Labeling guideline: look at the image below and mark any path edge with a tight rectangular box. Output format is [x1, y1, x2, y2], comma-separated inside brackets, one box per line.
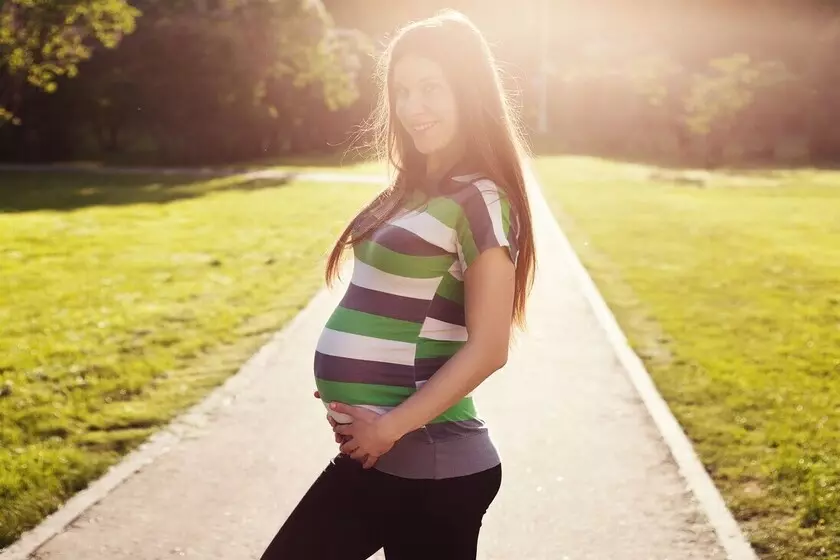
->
[0, 276, 344, 560]
[526, 165, 759, 560]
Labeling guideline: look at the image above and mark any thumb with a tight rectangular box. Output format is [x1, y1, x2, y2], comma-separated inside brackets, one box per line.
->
[329, 401, 359, 417]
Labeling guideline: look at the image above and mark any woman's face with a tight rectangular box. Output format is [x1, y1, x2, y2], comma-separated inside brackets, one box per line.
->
[392, 54, 461, 158]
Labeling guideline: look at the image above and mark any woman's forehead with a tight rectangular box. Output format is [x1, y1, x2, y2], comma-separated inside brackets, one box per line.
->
[392, 55, 445, 87]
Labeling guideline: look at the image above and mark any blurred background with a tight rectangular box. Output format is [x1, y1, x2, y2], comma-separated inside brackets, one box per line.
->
[1, 0, 838, 168]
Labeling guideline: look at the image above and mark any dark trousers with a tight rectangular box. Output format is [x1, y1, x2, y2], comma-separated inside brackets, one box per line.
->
[259, 454, 502, 560]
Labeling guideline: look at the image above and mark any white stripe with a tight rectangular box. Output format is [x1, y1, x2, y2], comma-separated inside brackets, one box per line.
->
[358, 404, 395, 415]
[452, 173, 483, 183]
[448, 260, 463, 281]
[351, 260, 440, 299]
[316, 328, 415, 366]
[388, 211, 456, 252]
[419, 317, 468, 342]
[455, 239, 467, 273]
[474, 179, 509, 248]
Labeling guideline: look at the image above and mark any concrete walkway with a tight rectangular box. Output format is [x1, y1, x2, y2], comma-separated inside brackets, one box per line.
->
[3, 170, 745, 559]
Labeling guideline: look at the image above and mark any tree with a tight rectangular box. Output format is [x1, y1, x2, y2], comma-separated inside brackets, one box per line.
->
[0, 0, 139, 123]
[21, 0, 371, 163]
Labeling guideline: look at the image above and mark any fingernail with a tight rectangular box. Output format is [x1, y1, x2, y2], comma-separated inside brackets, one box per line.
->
[329, 402, 336, 410]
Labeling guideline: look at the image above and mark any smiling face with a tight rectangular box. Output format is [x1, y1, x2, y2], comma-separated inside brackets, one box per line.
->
[392, 54, 463, 162]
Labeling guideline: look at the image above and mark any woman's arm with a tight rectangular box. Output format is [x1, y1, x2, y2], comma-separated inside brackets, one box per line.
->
[377, 246, 516, 442]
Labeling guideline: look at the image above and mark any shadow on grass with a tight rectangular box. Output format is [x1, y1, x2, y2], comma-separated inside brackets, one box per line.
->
[0, 147, 372, 172]
[0, 170, 295, 213]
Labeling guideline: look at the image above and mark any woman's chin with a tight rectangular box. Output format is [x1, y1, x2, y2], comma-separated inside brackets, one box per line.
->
[413, 142, 435, 155]
[414, 141, 448, 156]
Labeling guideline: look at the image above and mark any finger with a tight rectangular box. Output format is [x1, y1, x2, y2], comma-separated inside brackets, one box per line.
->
[362, 455, 378, 469]
[340, 439, 359, 455]
[328, 402, 364, 420]
[349, 447, 368, 461]
[335, 433, 342, 444]
[333, 424, 351, 435]
[327, 415, 337, 428]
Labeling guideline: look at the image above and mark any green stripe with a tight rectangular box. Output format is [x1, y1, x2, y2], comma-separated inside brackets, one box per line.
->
[458, 222, 480, 268]
[437, 272, 464, 304]
[318, 380, 476, 423]
[326, 307, 421, 343]
[416, 339, 466, 359]
[424, 197, 462, 229]
[430, 397, 477, 423]
[315, 379, 414, 406]
[500, 197, 512, 237]
[356, 240, 453, 279]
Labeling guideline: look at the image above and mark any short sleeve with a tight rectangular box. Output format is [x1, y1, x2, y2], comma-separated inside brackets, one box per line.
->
[455, 179, 520, 271]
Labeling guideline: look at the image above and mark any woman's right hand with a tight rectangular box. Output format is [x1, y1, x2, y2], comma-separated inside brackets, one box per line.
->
[314, 390, 348, 444]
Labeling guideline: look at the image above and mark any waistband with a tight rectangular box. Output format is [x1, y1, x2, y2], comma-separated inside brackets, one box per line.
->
[371, 429, 500, 480]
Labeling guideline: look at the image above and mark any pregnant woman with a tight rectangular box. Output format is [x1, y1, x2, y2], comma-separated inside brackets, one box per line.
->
[260, 9, 536, 560]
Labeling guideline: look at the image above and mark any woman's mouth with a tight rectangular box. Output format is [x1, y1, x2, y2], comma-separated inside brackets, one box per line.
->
[413, 122, 438, 133]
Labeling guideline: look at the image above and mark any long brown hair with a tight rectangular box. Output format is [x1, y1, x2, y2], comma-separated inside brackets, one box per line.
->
[326, 9, 536, 330]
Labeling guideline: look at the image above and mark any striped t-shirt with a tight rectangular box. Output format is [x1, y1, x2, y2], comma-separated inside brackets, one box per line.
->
[314, 167, 519, 480]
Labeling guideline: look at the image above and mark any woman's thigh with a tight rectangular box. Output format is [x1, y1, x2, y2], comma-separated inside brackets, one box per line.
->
[259, 455, 385, 560]
[383, 464, 503, 560]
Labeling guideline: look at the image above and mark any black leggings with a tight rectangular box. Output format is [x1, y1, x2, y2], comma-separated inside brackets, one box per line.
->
[259, 454, 502, 560]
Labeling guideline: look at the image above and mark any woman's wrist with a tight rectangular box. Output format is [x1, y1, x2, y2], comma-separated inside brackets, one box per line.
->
[377, 409, 411, 444]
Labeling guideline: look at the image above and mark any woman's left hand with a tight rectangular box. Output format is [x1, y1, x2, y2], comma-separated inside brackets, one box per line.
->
[329, 402, 400, 469]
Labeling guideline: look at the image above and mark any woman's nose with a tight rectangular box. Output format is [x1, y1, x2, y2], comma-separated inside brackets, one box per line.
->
[403, 90, 429, 118]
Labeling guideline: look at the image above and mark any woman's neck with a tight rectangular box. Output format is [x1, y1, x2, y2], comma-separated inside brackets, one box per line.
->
[425, 141, 466, 179]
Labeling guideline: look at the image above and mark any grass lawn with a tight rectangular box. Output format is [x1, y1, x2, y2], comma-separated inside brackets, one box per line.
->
[535, 156, 840, 559]
[0, 170, 379, 548]
[250, 153, 387, 175]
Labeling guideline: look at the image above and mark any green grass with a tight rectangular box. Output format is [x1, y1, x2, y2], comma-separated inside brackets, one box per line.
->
[250, 153, 387, 175]
[0, 170, 378, 548]
[535, 157, 840, 559]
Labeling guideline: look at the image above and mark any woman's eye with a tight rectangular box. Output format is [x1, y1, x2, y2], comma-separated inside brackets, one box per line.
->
[423, 83, 439, 94]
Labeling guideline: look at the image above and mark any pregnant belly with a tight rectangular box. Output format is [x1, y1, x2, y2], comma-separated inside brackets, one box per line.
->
[315, 379, 408, 425]
[314, 331, 418, 409]
[314, 376, 414, 409]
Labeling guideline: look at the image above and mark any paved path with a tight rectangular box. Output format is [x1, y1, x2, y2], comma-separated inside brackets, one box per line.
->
[4, 169, 739, 559]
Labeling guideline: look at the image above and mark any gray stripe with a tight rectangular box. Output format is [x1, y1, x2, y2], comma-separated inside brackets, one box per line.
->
[414, 356, 452, 381]
[314, 352, 416, 387]
[373, 430, 500, 480]
[426, 294, 466, 327]
[372, 223, 451, 257]
[341, 283, 428, 323]
[462, 183, 503, 254]
[425, 419, 487, 440]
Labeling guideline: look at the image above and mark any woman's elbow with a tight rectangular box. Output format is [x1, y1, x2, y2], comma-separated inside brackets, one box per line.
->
[474, 340, 508, 372]
[492, 351, 508, 371]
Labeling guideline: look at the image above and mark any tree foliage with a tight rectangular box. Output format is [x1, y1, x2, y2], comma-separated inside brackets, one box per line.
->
[0, 0, 139, 122]
[0, 0, 372, 163]
[2, 0, 840, 166]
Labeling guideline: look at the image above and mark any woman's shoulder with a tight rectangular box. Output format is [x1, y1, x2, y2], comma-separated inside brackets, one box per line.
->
[444, 173, 511, 205]
[443, 176, 514, 226]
